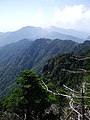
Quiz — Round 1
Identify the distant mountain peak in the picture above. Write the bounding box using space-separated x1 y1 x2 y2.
0 25 88 47
19 26 42 31
45 26 89 40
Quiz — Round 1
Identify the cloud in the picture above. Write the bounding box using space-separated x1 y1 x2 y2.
52 5 84 24
52 5 90 31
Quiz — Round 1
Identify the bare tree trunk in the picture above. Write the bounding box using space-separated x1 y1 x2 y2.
81 89 85 120
24 113 26 120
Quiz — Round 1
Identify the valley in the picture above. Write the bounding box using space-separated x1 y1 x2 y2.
0 26 90 120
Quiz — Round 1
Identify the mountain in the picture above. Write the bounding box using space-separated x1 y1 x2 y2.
1 38 90 120
0 26 83 47
0 38 90 97
23 39 78 71
0 38 77 97
42 31 83 43
87 35 90 40
0 26 47 46
0 32 11 41
42 52 90 89
73 40 90 54
46 26 89 40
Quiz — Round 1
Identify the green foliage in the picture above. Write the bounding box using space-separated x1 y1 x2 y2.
42 53 85 89
0 39 90 98
0 39 90 119
0 39 78 97
1 70 51 120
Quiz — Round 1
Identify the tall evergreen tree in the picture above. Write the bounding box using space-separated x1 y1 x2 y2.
2 70 51 120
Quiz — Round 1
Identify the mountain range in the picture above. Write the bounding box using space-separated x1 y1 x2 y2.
0 38 90 97
0 25 90 120
0 26 89 47
45 26 89 39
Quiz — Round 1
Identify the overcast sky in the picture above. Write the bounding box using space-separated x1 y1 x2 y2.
0 0 90 32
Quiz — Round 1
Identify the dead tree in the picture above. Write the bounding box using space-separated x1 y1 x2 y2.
41 79 90 120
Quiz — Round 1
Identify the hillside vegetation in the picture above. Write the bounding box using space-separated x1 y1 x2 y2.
0 39 90 97
0 50 90 119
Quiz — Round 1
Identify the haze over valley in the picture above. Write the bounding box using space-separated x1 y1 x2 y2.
0 25 90 47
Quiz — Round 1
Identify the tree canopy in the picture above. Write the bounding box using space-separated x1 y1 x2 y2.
2 70 52 120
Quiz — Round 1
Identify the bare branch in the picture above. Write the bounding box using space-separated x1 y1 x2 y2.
84 114 90 120
69 98 82 117
41 79 90 119
13 113 23 120
65 111 73 120
63 85 79 93
41 80 71 98
61 69 90 74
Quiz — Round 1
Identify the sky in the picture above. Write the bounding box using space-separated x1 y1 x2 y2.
0 0 90 32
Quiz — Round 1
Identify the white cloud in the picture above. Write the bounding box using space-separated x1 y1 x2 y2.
52 5 90 32
52 5 84 24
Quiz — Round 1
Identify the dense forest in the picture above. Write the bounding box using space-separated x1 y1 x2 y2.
0 38 90 99
0 46 90 119
1 0 90 119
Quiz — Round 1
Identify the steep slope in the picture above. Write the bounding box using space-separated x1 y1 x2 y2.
73 40 90 54
0 38 77 97
0 39 32 94
0 38 90 97
42 53 90 89
23 39 77 71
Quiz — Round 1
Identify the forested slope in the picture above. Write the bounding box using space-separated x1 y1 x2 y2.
0 39 90 97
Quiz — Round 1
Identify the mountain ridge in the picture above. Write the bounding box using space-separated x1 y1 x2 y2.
45 25 89 39
0 39 75 93
0 38 90 97
0 26 85 47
